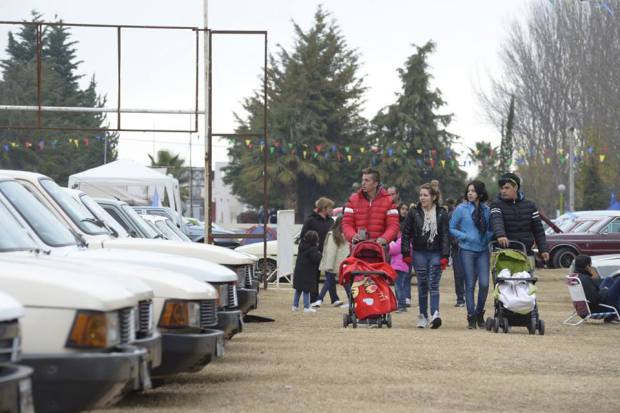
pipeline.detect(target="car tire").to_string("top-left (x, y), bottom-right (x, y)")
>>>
top-left (260, 259), bottom-right (280, 282)
top-left (552, 247), bottom-right (577, 269)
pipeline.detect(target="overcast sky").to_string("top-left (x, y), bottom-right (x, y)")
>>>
top-left (0, 0), bottom-right (535, 174)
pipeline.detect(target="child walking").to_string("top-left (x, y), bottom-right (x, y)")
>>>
top-left (314, 216), bottom-right (349, 308)
top-left (292, 230), bottom-right (322, 313)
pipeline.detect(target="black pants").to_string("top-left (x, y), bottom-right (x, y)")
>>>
top-left (310, 270), bottom-right (320, 302)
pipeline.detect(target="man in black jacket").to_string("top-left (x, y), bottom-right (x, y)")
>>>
top-left (490, 173), bottom-right (549, 265)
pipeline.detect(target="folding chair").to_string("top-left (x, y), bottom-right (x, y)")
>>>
top-left (564, 275), bottom-right (620, 325)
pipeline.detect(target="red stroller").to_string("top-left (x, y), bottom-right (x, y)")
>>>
top-left (339, 241), bottom-right (397, 328)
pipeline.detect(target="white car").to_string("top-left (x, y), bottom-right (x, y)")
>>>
top-left (0, 291), bottom-right (34, 413)
top-left (235, 233), bottom-right (300, 281)
top-left (590, 254), bottom-right (620, 279)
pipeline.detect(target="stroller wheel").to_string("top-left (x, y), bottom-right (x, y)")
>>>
top-left (352, 314), bottom-right (358, 328)
top-left (537, 319), bottom-right (545, 335)
top-left (343, 313), bottom-right (349, 328)
top-left (528, 319), bottom-right (536, 335)
top-left (492, 318), bottom-right (499, 333)
top-left (377, 318), bottom-right (383, 328)
top-left (485, 317), bottom-right (493, 331)
top-left (502, 318), bottom-right (510, 333)
top-left (386, 314), bottom-right (393, 328)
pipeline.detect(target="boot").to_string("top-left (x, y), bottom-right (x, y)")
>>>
top-left (476, 310), bottom-right (485, 329)
top-left (467, 314), bottom-right (477, 329)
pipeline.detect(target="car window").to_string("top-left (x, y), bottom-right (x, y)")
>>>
top-left (154, 220), bottom-right (181, 240)
top-left (39, 178), bottom-right (108, 235)
top-left (79, 195), bottom-right (129, 238)
top-left (571, 220), bottom-right (597, 233)
top-left (604, 218), bottom-right (620, 234)
top-left (103, 206), bottom-right (134, 235)
top-left (0, 198), bottom-right (39, 252)
top-left (165, 219), bottom-right (191, 241)
top-left (0, 180), bottom-right (78, 247)
top-left (120, 204), bottom-right (160, 239)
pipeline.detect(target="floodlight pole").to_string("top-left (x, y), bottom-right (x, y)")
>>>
top-left (203, 0), bottom-right (211, 243)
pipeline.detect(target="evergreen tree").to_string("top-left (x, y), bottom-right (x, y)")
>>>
top-left (580, 155), bottom-right (608, 210)
top-left (0, 12), bottom-right (117, 185)
top-left (224, 6), bottom-right (367, 220)
top-left (498, 95), bottom-right (515, 175)
top-left (370, 41), bottom-right (465, 203)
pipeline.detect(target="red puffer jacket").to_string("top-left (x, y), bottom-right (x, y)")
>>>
top-left (342, 187), bottom-right (400, 243)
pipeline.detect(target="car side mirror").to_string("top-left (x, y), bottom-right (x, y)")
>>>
top-left (128, 229), bottom-right (139, 238)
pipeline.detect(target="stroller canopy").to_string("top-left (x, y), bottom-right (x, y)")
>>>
top-left (491, 249), bottom-right (532, 275)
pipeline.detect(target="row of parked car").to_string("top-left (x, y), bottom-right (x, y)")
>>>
top-left (0, 170), bottom-right (262, 413)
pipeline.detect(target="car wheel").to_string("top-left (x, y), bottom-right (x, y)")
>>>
top-left (260, 259), bottom-right (279, 282)
top-left (552, 248), bottom-right (577, 269)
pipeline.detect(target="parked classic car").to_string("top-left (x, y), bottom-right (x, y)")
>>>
top-left (544, 214), bottom-right (620, 268)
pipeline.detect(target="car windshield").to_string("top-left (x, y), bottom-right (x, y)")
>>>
top-left (121, 204), bottom-right (160, 239)
top-left (154, 220), bottom-right (183, 240)
top-left (39, 179), bottom-right (109, 235)
top-left (79, 194), bottom-right (129, 238)
top-left (571, 220), bottom-right (598, 233)
top-left (0, 197), bottom-right (39, 252)
top-left (165, 219), bottom-right (192, 241)
top-left (0, 180), bottom-right (78, 247)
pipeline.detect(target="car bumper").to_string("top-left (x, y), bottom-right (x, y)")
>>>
top-left (0, 363), bottom-right (34, 413)
top-left (216, 309), bottom-right (243, 338)
top-left (134, 332), bottom-right (162, 369)
top-left (151, 329), bottom-right (225, 377)
top-left (22, 345), bottom-right (149, 413)
top-left (237, 287), bottom-right (258, 314)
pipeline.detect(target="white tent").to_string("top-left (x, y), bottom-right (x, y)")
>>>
top-left (68, 159), bottom-right (183, 221)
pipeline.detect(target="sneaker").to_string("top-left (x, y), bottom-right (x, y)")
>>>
top-left (405, 298), bottom-right (412, 307)
top-left (416, 314), bottom-right (428, 328)
top-left (303, 307), bottom-right (317, 314)
top-left (430, 311), bottom-right (442, 329)
top-left (291, 306), bottom-right (299, 312)
top-left (467, 314), bottom-right (477, 329)
top-left (454, 301), bottom-right (465, 308)
top-left (332, 300), bottom-right (344, 307)
top-left (476, 310), bottom-right (485, 328)
top-left (604, 316), bottom-right (620, 324)
top-left (310, 300), bottom-right (322, 308)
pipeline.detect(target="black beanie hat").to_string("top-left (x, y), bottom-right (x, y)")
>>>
top-left (573, 255), bottom-right (592, 272)
top-left (499, 173), bottom-right (521, 189)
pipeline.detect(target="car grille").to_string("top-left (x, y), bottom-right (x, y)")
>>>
top-left (228, 283), bottom-right (238, 308)
top-left (138, 300), bottom-right (153, 337)
top-left (227, 265), bottom-right (254, 289)
top-left (119, 307), bottom-right (137, 344)
top-left (200, 299), bottom-right (218, 327)
top-left (0, 321), bottom-right (20, 363)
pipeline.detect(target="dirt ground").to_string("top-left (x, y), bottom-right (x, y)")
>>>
top-left (103, 268), bottom-right (620, 413)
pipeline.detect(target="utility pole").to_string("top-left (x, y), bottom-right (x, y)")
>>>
top-left (203, 0), bottom-right (210, 241)
top-left (569, 126), bottom-right (576, 211)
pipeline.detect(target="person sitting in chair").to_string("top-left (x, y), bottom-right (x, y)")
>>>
top-left (574, 255), bottom-right (620, 323)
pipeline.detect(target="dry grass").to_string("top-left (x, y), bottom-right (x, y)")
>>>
top-left (103, 269), bottom-right (620, 413)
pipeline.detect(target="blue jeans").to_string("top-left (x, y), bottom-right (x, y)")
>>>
top-left (601, 277), bottom-right (620, 312)
top-left (451, 244), bottom-right (465, 304)
top-left (293, 289), bottom-right (310, 309)
top-left (412, 250), bottom-right (442, 317)
top-left (318, 272), bottom-right (340, 303)
top-left (405, 265), bottom-right (412, 300)
top-left (460, 249), bottom-right (490, 316)
top-left (395, 270), bottom-right (409, 309)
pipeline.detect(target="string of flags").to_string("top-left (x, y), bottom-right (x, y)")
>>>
top-left (1, 136), bottom-right (105, 153)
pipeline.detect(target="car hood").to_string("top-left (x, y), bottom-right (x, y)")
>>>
top-left (235, 240), bottom-right (279, 257)
top-left (103, 237), bottom-right (256, 265)
top-left (591, 254), bottom-right (620, 278)
top-left (0, 290), bottom-right (24, 321)
top-left (59, 245), bottom-right (237, 283)
top-left (0, 259), bottom-right (137, 311)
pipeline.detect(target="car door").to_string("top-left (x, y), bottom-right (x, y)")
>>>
top-left (592, 218), bottom-right (620, 255)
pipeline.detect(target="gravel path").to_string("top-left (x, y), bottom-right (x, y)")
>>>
top-left (102, 268), bottom-right (620, 412)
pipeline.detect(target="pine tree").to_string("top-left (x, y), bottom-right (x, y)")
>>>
top-left (370, 41), bottom-right (465, 203)
top-left (224, 6), bottom-right (367, 220)
top-left (580, 155), bottom-right (608, 210)
top-left (498, 95), bottom-right (515, 175)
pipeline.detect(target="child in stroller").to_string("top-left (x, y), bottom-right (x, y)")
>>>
top-left (339, 240), bottom-right (397, 328)
top-left (485, 240), bottom-right (545, 335)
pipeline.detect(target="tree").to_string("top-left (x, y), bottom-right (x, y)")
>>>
top-left (224, 6), bottom-right (368, 221)
top-left (580, 155), bottom-right (608, 210)
top-left (0, 12), bottom-right (117, 185)
top-left (498, 95), bottom-right (515, 175)
top-left (148, 149), bottom-right (189, 202)
top-left (467, 141), bottom-right (499, 199)
top-left (370, 41), bottom-right (466, 203)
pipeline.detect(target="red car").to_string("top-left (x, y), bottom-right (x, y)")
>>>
top-left (545, 213), bottom-right (620, 268)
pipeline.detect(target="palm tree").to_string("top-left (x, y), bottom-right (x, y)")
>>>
top-left (148, 149), bottom-right (189, 201)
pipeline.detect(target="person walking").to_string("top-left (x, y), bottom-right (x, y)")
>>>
top-left (300, 197), bottom-right (335, 302)
top-left (490, 173), bottom-right (549, 268)
top-left (449, 181), bottom-right (494, 329)
top-left (389, 233), bottom-right (410, 312)
top-left (342, 168), bottom-right (400, 245)
top-left (398, 202), bottom-right (413, 307)
top-left (401, 183), bottom-right (450, 329)
top-left (292, 230), bottom-right (322, 314)
top-left (314, 216), bottom-right (349, 308)
top-left (446, 198), bottom-right (466, 308)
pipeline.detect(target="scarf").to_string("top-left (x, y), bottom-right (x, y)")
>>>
top-left (421, 204), bottom-right (438, 244)
top-left (472, 202), bottom-right (486, 235)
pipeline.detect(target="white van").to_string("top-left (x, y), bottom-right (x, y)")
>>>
top-left (0, 291), bottom-right (34, 413)
top-left (0, 260), bottom-right (148, 412)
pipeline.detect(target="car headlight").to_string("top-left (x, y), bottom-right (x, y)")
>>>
top-left (66, 310), bottom-right (121, 349)
top-left (158, 300), bottom-right (201, 329)
top-left (216, 284), bottom-right (228, 307)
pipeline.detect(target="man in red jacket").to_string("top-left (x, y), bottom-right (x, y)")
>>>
top-left (343, 168), bottom-right (400, 245)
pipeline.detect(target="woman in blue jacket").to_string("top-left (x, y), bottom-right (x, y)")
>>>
top-left (449, 180), bottom-right (493, 329)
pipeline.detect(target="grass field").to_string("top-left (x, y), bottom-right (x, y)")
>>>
top-left (103, 268), bottom-right (620, 412)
